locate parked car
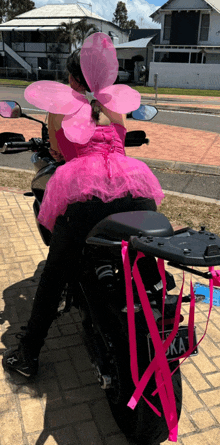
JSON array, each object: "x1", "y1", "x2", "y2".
[{"x1": 117, "y1": 68, "x2": 131, "y2": 82}]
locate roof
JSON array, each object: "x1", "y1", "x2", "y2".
[
  {"x1": 0, "y1": 4, "x2": 108, "y2": 31},
  {"x1": 206, "y1": 0, "x2": 220, "y2": 13},
  {"x1": 16, "y1": 4, "x2": 106, "y2": 21},
  {"x1": 150, "y1": 0, "x2": 220, "y2": 21},
  {"x1": 115, "y1": 36, "x2": 156, "y2": 49},
  {"x1": 129, "y1": 28, "x2": 160, "y2": 42}
]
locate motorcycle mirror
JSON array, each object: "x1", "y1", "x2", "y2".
[
  {"x1": 0, "y1": 100, "x2": 22, "y2": 118},
  {"x1": 132, "y1": 105, "x2": 158, "y2": 121}
]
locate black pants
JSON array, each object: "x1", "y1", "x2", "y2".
[{"x1": 23, "y1": 195, "x2": 156, "y2": 356}]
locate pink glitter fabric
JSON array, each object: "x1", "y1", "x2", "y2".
[{"x1": 38, "y1": 123, "x2": 164, "y2": 232}]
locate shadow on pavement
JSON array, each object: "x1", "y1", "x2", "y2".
[{"x1": 0, "y1": 261, "x2": 136, "y2": 445}]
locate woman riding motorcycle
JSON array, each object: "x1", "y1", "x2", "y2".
[{"x1": 3, "y1": 32, "x2": 164, "y2": 378}]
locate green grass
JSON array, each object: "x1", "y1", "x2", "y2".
[
  {"x1": 0, "y1": 78, "x2": 32, "y2": 86},
  {"x1": 1, "y1": 78, "x2": 220, "y2": 97},
  {"x1": 132, "y1": 86, "x2": 220, "y2": 97}
]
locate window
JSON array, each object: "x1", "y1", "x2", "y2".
[
  {"x1": 199, "y1": 14, "x2": 210, "y2": 41},
  {"x1": 163, "y1": 14, "x2": 171, "y2": 41}
]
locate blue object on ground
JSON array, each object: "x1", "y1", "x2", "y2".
[{"x1": 194, "y1": 283, "x2": 220, "y2": 307}]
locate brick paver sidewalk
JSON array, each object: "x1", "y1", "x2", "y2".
[{"x1": 0, "y1": 189, "x2": 220, "y2": 444}]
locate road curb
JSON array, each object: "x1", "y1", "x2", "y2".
[
  {"x1": 2, "y1": 160, "x2": 220, "y2": 177},
  {"x1": 140, "y1": 96, "x2": 220, "y2": 114},
  {"x1": 135, "y1": 157, "x2": 220, "y2": 176},
  {"x1": 155, "y1": 105, "x2": 220, "y2": 115},
  {"x1": 0, "y1": 166, "x2": 34, "y2": 174},
  {"x1": 163, "y1": 189, "x2": 220, "y2": 205},
  {"x1": 1, "y1": 159, "x2": 220, "y2": 178}
]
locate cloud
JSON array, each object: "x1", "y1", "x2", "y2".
[{"x1": 34, "y1": 0, "x2": 160, "y2": 28}]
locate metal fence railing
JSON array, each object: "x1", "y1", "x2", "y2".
[{"x1": 0, "y1": 67, "x2": 67, "y2": 82}]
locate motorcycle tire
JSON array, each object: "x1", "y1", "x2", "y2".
[
  {"x1": 79, "y1": 294, "x2": 182, "y2": 445},
  {"x1": 105, "y1": 335, "x2": 182, "y2": 445}
]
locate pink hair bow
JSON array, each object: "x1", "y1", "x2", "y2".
[{"x1": 24, "y1": 32, "x2": 141, "y2": 144}]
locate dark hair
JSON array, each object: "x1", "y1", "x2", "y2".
[
  {"x1": 67, "y1": 49, "x2": 101, "y2": 122},
  {"x1": 66, "y1": 49, "x2": 90, "y2": 91}
]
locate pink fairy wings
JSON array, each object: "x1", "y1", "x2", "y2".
[
  {"x1": 24, "y1": 32, "x2": 141, "y2": 144},
  {"x1": 24, "y1": 81, "x2": 87, "y2": 115},
  {"x1": 80, "y1": 32, "x2": 119, "y2": 92}
]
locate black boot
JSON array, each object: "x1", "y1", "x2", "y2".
[{"x1": 3, "y1": 341, "x2": 39, "y2": 378}]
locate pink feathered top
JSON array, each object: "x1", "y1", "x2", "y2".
[{"x1": 38, "y1": 123, "x2": 164, "y2": 232}]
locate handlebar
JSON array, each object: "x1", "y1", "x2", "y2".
[
  {"x1": 125, "y1": 131, "x2": 149, "y2": 147},
  {"x1": 0, "y1": 138, "x2": 50, "y2": 153},
  {"x1": 1, "y1": 141, "x2": 33, "y2": 152},
  {"x1": 0, "y1": 131, "x2": 149, "y2": 154}
]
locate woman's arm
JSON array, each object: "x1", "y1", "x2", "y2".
[
  {"x1": 99, "y1": 104, "x2": 127, "y2": 128},
  {"x1": 48, "y1": 113, "x2": 65, "y2": 161}
]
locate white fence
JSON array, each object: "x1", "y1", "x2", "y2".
[{"x1": 149, "y1": 62, "x2": 220, "y2": 89}]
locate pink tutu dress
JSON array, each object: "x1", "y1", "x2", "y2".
[{"x1": 38, "y1": 123, "x2": 165, "y2": 232}]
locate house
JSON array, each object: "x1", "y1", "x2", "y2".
[
  {"x1": 0, "y1": 4, "x2": 128, "y2": 79},
  {"x1": 148, "y1": 0, "x2": 220, "y2": 89},
  {"x1": 115, "y1": 29, "x2": 160, "y2": 78}
]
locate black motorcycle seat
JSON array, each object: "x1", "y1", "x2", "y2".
[{"x1": 87, "y1": 211, "x2": 174, "y2": 241}]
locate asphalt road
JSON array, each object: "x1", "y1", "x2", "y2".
[
  {"x1": 0, "y1": 150, "x2": 33, "y2": 170},
  {"x1": 152, "y1": 168, "x2": 220, "y2": 201},
  {"x1": 1, "y1": 86, "x2": 220, "y2": 132},
  {"x1": 0, "y1": 86, "x2": 36, "y2": 113},
  {"x1": 152, "y1": 109, "x2": 220, "y2": 133}
]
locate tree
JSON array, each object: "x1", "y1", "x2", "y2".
[
  {"x1": 3, "y1": 0, "x2": 35, "y2": 22},
  {"x1": 0, "y1": 0, "x2": 7, "y2": 24},
  {"x1": 112, "y1": 1, "x2": 139, "y2": 29},
  {"x1": 56, "y1": 20, "x2": 78, "y2": 50},
  {"x1": 126, "y1": 20, "x2": 139, "y2": 30},
  {"x1": 74, "y1": 18, "x2": 99, "y2": 45},
  {"x1": 57, "y1": 18, "x2": 99, "y2": 51},
  {"x1": 112, "y1": 1, "x2": 128, "y2": 29}
]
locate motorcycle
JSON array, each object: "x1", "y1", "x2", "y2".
[{"x1": 1, "y1": 100, "x2": 220, "y2": 444}]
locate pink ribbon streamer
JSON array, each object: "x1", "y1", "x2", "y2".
[
  {"x1": 121, "y1": 242, "x2": 178, "y2": 441},
  {"x1": 121, "y1": 241, "x2": 216, "y2": 443},
  {"x1": 121, "y1": 241, "x2": 161, "y2": 416}
]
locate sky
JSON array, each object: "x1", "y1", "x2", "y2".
[{"x1": 34, "y1": 1, "x2": 163, "y2": 29}]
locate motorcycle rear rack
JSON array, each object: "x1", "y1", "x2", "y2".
[
  {"x1": 86, "y1": 227, "x2": 220, "y2": 277},
  {"x1": 130, "y1": 227, "x2": 220, "y2": 267}
]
